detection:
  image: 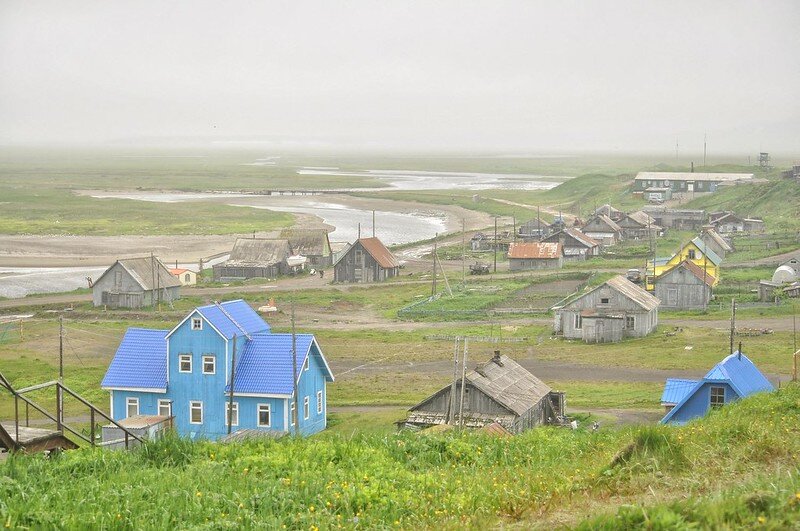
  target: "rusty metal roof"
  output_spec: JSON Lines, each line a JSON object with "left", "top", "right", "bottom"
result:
{"left": 358, "top": 237, "right": 400, "bottom": 269}
{"left": 507, "top": 242, "right": 562, "bottom": 259}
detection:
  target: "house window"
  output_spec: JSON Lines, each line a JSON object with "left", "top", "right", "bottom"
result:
{"left": 625, "top": 315, "right": 635, "bottom": 330}
{"left": 257, "top": 404, "right": 271, "bottom": 427}
{"left": 189, "top": 401, "right": 203, "bottom": 424}
{"left": 225, "top": 402, "right": 239, "bottom": 427}
{"left": 303, "top": 396, "right": 310, "bottom": 420}
{"left": 184, "top": 273, "right": 191, "bottom": 282}
{"left": 574, "top": 314, "right": 582, "bottom": 329}
{"left": 179, "top": 354, "right": 192, "bottom": 373}
{"left": 710, "top": 386, "right": 725, "bottom": 408}
{"left": 158, "top": 399, "right": 172, "bottom": 417}
{"left": 191, "top": 318, "right": 203, "bottom": 330}
{"left": 600, "top": 297, "right": 609, "bottom": 304}
{"left": 317, "top": 391, "right": 323, "bottom": 414}
{"left": 290, "top": 402, "right": 296, "bottom": 426}
{"left": 126, "top": 397, "right": 139, "bottom": 418}
{"left": 688, "top": 249, "right": 696, "bottom": 260}
{"left": 202, "top": 355, "right": 215, "bottom": 375}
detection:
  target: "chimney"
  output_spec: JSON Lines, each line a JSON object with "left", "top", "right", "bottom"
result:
{"left": 492, "top": 350, "right": 503, "bottom": 365}
{"left": 738, "top": 342, "right": 742, "bottom": 359}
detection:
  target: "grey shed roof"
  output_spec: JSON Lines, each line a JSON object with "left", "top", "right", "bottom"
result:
{"left": 279, "top": 229, "right": 330, "bottom": 256}
{"left": 466, "top": 354, "right": 552, "bottom": 416}
{"left": 225, "top": 238, "right": 292, "bottom": 267}
{"left": 561, "top": 275, "right": 660, "bottom": 311}
{"left": 96, "top": 257, "right": 181, "bottom": 290}
{"left": 702, "top": 229, "right": 733, "bottom": 252}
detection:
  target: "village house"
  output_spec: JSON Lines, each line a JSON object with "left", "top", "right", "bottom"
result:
{"left": 654, "top": 260, "right": 715, "bottom": 310}
{"left": 542, "top": 228, "right": 600, "bottom": 261}
{"left": 580, "top": 214, "right": 623, "bottom": 246}
{"left": 279, "top": 228, "right": 333, "bottom": 268}
{"left": 101, "top": 300, "right": 334, "bottom": 439}
{"left": 617, "top": 211, "right": 662, "bottom": 240}
{"left": 646, "top": 237, "right": 721, "bottom": 290}
{"left": 92, "top": 257, "right": 181, "bottom": 309}
{"left": 708, "top": 211, "right": 745, "bottom": 233}
{"left": 660, "top": 351, "right": 773, "bottom": 424}
{"left": 333, "top": 237, "right": 400, "bottom": 283}
{"left": 517, "top": 218, "right": 552, "bottom": 240}
{"left": 553, "top": 275, "right": 660, "bottom": 343}
{"left": 507, "top": 242, "right": 563, "bottom": 270}
{"left": 470, "top": 232, "right": 493, "bottom": 251}
{"left": 401, "top": 351, "right": 566, "bottom": 434}
{"left": 593, "top": 204, "right": 624, "bottom": 222}
{"left": 213, "top": 238, "right": 293, "bottom": 280}
{"left": 169, "top": 268, "right": 197, "bottom": 286}
{"left": 758, "top": 255, "right": 800, "bottom": 301}
{"left": 698, "top": 228, "right": 733, "bottom": 259}
{"left": 633, "top": 172, "right": 754, "bottom": 195}
{"left": 641, "top": 207, "right": 706, "bottom": 231}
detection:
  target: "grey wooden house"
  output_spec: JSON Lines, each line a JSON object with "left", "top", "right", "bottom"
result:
{"left": 654, "top": 260, "right": 715, "bottom": 310}
{"left": 333, "top": 237, "right": 400, "bottom": 283}
{"left": 617, "top": 211, "right": 661, "bottom": 240}
{"left": 93, "top": 257, "right": 181, "bottom": 308}
{"left": 401, "top": 352, "right": 566, "bottom": 434}
{"left": 641, "top": 207, "right": 706, "bottom": 230}
{"left": 507, "top": 242, "right": 563, "bottom": 270}
{"left": 580, "top": 215, "right": 623, "bottom": 246}
{"left": 517, "top": 219, "right": 552, "bottom": 240}
{"left": 279, "top": 228, "right": 333, "bottom": 268}
{"left": 213, "top": 238, "right": 293, "bottom": 280}
{"left": 699, "top": 228, "right": 733, "bottom": 259}
{"left": 542, "top": 228, "right": 599, "bottom": 261}
{"left": 554, "top": 275, "right": 660, "bottom": 343}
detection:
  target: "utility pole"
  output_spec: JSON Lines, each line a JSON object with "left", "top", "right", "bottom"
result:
{"left": 493, "top": 217, "right": 498, "bottom": 273}
{"left": 291, "top": 301, "right": 299, "bottom": 436}
{"left": 58, "top": 315, "right": 64, "bottom": 432}
{"left": 431, "top": 233, "right": 438, "bottom": 297}
{"left": 151, "top": 252, "right": 156, "bottom": 309}
{"left": 227, "top": 335, "right": 237, "bottom": 434}
{"left": 461, "top": 219, "right": 466, "bottom": 288}
{"left": 447, "top": 338, "right": 460, "bottom": 424}
{"left": 703, "top": 133, "right": 707, "bottom": 167}
{"left": 729, "top": 298, "right": 736, "bottom": 355}
{"left": 372, "top": 210, "right": 376, "bottom": 238}
{"left": 458, "top": 338, "right": 468, "bottom": 428}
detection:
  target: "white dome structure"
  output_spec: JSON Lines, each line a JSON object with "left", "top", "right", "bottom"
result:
{"left": 772, "top": 265, "right": 798, "bottom": 284}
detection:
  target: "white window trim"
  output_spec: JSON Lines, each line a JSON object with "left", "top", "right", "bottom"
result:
{"left": 202, "top": 355, "right": 216, "bottom": 375}
{"left": 158, "top": 399, "right": 172, "bottom": 417}
{"left": 126, "top": 397, "right": 139, "bottom": 417}
{"left": 317, "top": 391, "right": 323, "bottom": 414}
{"left": 225, "top": 402, "right": 239, "bottom": 427}
{"left": 257, "top": 403, "right": 271, "bottom": 427}
{"left": 290, "top": 402, "right": 296, "bottom": 426}
{"left": 303, "top": 396, "right": 310, "bottom": 420}
{"left": 191, "top": 317, "right": 203, "bottom": 330}
{"left": 179, "top": 354, "right": 192, "bottom": 373}
{"left": 189, "top": 400, "right": 203, "bottom": 424}
{"left": 574, "top": 314, "right": 582, "bottom": 330}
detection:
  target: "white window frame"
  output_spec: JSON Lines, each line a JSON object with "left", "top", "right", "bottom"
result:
{"left": 179, "top": 354, "right": 192, "bottom": 373}
{"left": 574, "top": 314, "right": 582, "bottom": 330}
{"left": 202, "top": 355, "right": 216, "bottom": 375}
{"left": 317, "top": 391, "right": 323, "bottom": 414}
{"left": 290, "top": 402, "right": 296, "bottom": 426}
{"left": 257, "top": 403, "right": 271, "bottom": 427}
{"left": 625, "top": 315, "right": 635, "bottom": 330}
{"left": 303, "top": 396, "right": 310, "bottom": 420}
{"left": 191, "top": 317, "right": 203, "bottom": 331}
{"left": 225, "top": 402, "right": 239, "bottom": 427}
{"left": 158, "top": 399, "right": 172, "bottom": 417}
{"left": 126, "top": 397, "right": 139, "bottom": 418}
{"left": 189, "top": 401, "right": 203, "bottom": 424}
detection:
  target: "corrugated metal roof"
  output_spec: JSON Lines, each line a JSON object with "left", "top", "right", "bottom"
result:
{"left": 635, "top": 172, "right": 754, "bottom": 182}
{"left": 507, "top": 242, "right": 562, "bottom": 259}
{"left": 660, "top": 378, "right": 698, "bottom": 405}
{"left": 465, "top": 354, "right": 552, "bottom": 416}
{"left": 96, "top": 257, "right": 181, "bottom": 291}
{"left": 101, "top": 328, "right": 168, "bottom": 390}
{"left": 358, "top": 237, "right": 400, "bottom": 269}
{"left": 196, "top": 300, "right": 270, "bottom": 339}
{"left": 279, "top": 229, "right": 331, "bottom": 257}
{"left": 225, "top": 238, "right": 292, "bottom": 267}
{"left": 564, "top": 228, "right": 599, "bottom": 248}
{"left": 659, "top": 260, "right": 716, "bottom": 288}
{"left": 689, "top": 237, "right": 723, "bottom": 266}
{"left": 604, "top": 275, "right": 661, "bottom": 310}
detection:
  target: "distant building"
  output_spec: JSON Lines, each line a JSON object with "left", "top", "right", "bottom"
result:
{"left": 333, "top": 237, "right": 400, "bottom": 283}
{"left": 470, "top": 232, "right": 493, "bottom": 251}
{"left": 169, "top": 268, "right": 197, "bottom": 286}
{"left": 654, "top": 260, "right": 715, "bottom": 310}
{"left": 93, "top": 257, "right": 181, "bottom": 309}
{"left": 507, "top": 242, "right": 563, "bottom": 270}
{"left": 698, "top": 228, "right": 733, "bottom": 259}
{"left": 279, "top": 229, "right": 333, "bottom": 268}
{"left": 542, "top": 228, "right": 600, "bottom": 261}
{"left": 644, "top": 187, "right": 672, "bottom": 202}
{"left": 594, "top": 204, "right": 624, "bottom": 222}
{"left": 641, "top": 207, "right": 706, "bottom": 230}
{"left": 401, "top": 351, "right": 566, "bottom": 434}
{"left": 517, "top": 219, "right": 552, "bottom": 240}
{"left": 758, "top": 255, "right": 800, "bottom": 301}
{"left": 708, "top": 211, "right": 745, "bottom": 233}
{"left": 634, "top": 172, "right": 754, "bottom": 194}
{"left": 554, "top": 275, "right": 660, "bottom": 343}
{"left": 660, "top": 352, "right": 773, "bottom": 425}
{"left": 213, "top": 239, "right": 293, "bottom": 280}
{"left": 329, "top": 241, "right": 352, "bottom": 264}
{"left": 646, "top": 237, "right": 721, "bottom": 290}
{"left": 581, "top": 215, "right": 623, "bottom": 246}
{"left": 617, "top": 211, "right": 661, "bottom": 240}
{"left": 743, "top": 218, "right": 766, "bottom": 233}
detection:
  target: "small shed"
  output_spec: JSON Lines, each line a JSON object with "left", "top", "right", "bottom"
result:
{"left": 279, "top": 229, "right": 333, "bottom": 268}
{"left": 333, "top": 237, "right": 400, "bottom": 283}
{"left": 542, "top": 228, "right": 599, "bottom": 261}
{"left": 101, "top": 415, "right": 172, "bottom": 450}
{"left": 654, "top": 260, "right": 715, "bottom": 310}
{"left": 517, "top": 219, "right": 552, "bottom": 240}
{"left": 581, "top": 215, "right": 623, "bottom": 246}
{"left": 401, "top": 352, "right": 565, "bottom": 434}
{"left": 507, "top": 242, "right": 563, "bottom": 270}
{"left": 708, "top": 211, "right": 745, "bottom": 234}
{"left": 213, "top": 238, "right": 293, "bottom": 280}
{"left": 699, "top": 228, "right": 733, "bottom": 259}
{"left": 743, "top": 218, "right": 766, "bottom": 233}
{"left": 93, "top": 257, "right": 181, "bottom": 309}
{"left": 169, "top": 268, "right": 197, "bottom": 286}
{"left": 470, "top": 232, "right": 493, "bottom": 251}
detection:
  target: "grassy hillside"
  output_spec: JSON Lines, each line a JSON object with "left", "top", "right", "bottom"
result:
{"left": 1, "top": 385, "right": 798, "bottom": 529}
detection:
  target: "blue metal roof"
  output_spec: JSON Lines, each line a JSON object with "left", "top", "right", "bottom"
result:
{"left": 228, "top": 333, "right": 334, "bottom": 395}
{"left": 661, "top": 378, "right": 698, "bottom": 404}
{"left": 196, "top": 300, "right": 270, "bottom": 339}
{"left": 690, "top": 237, "right": 722, "bottom": 265}
{"left": 101, "top": 328, "right": 168, "bottom": 390}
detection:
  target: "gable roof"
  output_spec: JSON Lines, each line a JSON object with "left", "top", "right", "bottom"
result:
{"left": 225, "top": 238, "right": 292, "bottom": 267}
{"left": 659, "top": 260, "right": 716, "bottom": 288}
{"left": 701, "top": 229, "right": 733, "bottom": 252}
{"left": 519, "top": 218, "right": 551, "bottom": 230}
{"left": 636, "top": 172, "right": 754, "bottom": 183}
{"left": 661, "top": 352, "right": 774, "bottom": 424}
{"left": 562, "top": 228, "right": 599, "bottom": 248}
{"left": 661, "top": 378, "right": 699, "bottom": 405}
{"left": 602, "top": 275, "right": 660, "bottom": 310}
{"left": 626, "top": 210, "right": 658, "bottom": 228}
{"left": 193, "top": 300, "right": 270, "bottom": 340}
{"left": 507, "top": 242, "right": 562, "bottom": 259}
{"left": 101, "top": 328, "right": 168, "bottom": 391}
{"left": 357, "top": 237, "right": 400, "bottom": 269}
{"left": 710, "top": 211, "right": 744, "bottom": 224}
{"left": 169, "top": 268, "right": 191, "bottom": 275}
{"left": 465, "top": 355, "right": 552, "bottom": 416}
{"left": 585, "top": 214, "right": 622, "bottom": 233}
{"left": 96, "top": 257, "right": 181, "bottom": 291}
{"left": 688, "top": 237, "right": 723, "bottom": 265}
{"left": 279, "top": 229, "right": 331, "bottom": 256}
{"left": 228, "top": 334, "right": 334, "bottom": 395}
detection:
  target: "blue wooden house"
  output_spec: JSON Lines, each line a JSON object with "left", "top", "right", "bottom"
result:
{"left": 660, "top": 351, "right": 773, "bottom": 425}
{"left": 101, "top": 300, "right": 334, "bottom": 439}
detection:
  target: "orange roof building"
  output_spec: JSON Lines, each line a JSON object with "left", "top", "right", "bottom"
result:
{"left": 507, "top": 242, "right": 564, "bottom": 271}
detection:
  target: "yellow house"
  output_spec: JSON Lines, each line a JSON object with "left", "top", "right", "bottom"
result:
{"left": 646, "top": 237, "right": 721, "bottom": 290}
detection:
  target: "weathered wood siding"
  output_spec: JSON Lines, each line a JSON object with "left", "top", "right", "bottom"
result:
{"left": 212, "top": 263, "right": 286, "bottom": 280}
{"left": 333, "top": 241, "right": 399, "bottom": 283}
{"left": 556, "top": 284, "right": 658, "bottom": 341}
{"left": 655, "top": 268, "right": 711, "bottom": 310}
{"left": 92, "top": 263, "right": 179, "bottom": 308}
{"left": 508, "top": 257, "right": 562, "bottom": 271}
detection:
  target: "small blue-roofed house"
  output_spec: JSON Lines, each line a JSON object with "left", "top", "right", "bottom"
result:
{"left": 101, "top": 299, "right": 334, "bottom": 439}
{"left": 660, "top": 352, "right": 774, "bottom": 425}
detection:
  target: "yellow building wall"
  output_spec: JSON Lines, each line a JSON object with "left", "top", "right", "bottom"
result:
{"left": 646, "top": 241, "right": 719, "bottom": 290}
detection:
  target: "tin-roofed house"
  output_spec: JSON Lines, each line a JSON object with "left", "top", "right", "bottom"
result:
{"left": 645, "top": 237, "right": 722, "bottom": 291}
{"left": 92, "top": 257, "right": 182, "bottom": 309}
{"left": 654, "top": 260, "right": 715, "bottom": 310}
{"left": 213, "top": 238, "right": 293, "bottom": 280}
{"left": 617, "top": 211, "right": 661, "bottom": 240}
{"left": 554, "top": 275, "right": 660, "bottom": 343}
{"left": 660, "top": 352, "right": 774, "bottom": 425}
{"left": 401, "top": 351, "right": 565, "bottom": 434}
{"left": 580, "top": 215, "right": 623, "bottom": 246}
{"left": 279, "top": 229, "right": 333, "bottom": 268}
{"left": 542, "top": 229, "right": 600, "bottom": 261}
{"left": 101, "top": 300, "right": 334, "bottom": 439}
{"left": 333, "top": 237, "right": 400, "bottom": 283}
{"left": 507, "top": 242, "right": 563, "bottom": 270}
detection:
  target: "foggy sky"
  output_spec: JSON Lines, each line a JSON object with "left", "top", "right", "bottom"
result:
{"left": 1, "top": 1, "right": 798, "bottom": 154}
